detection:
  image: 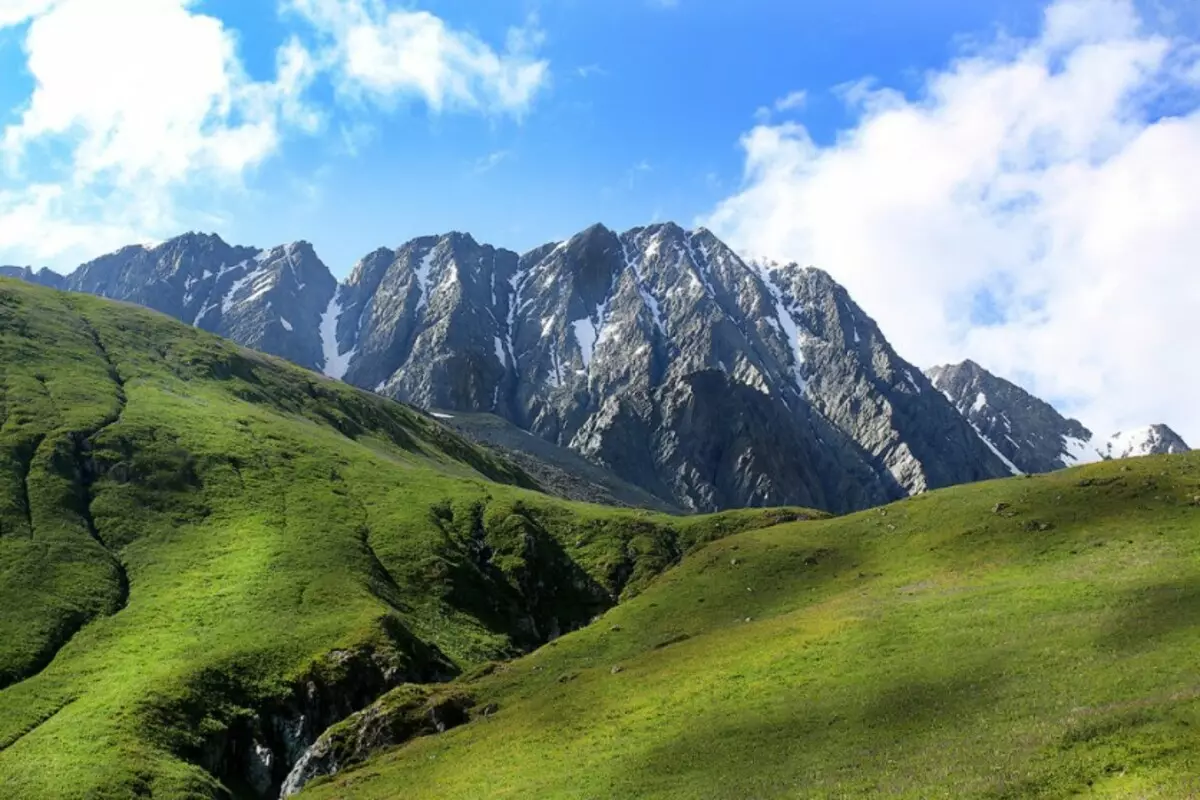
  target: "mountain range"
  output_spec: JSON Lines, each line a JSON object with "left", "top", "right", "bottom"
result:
{"left": 4, "top": 224, "right": 1187, "bottom": 513}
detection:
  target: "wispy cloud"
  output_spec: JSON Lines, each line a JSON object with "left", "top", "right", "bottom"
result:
{"left": 471, "top": 149, "right": 512, "bottom": 174}
{"left": 753, "top": 89, "right": 808, "bottom": 123}
{"left": 626, "top": 159, "right": 652, "bottom": 189}
{"left": 575, "top": 64, "right": 607, "bottom": 79}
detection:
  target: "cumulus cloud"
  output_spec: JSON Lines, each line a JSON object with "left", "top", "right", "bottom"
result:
{"left": 0, "top": 0, "right": 320, "bottom": 265}
{"left": 2, "top": 0, "right": 314, "bottom": 186}
{"left": 0, "top": 0, "right": 549, "bottom": 268}
{"left": 285, "top": 0, "right": 549, "bottom": 116}
{"left": 705, "top": 0, "right": 1200, "bottom": 443}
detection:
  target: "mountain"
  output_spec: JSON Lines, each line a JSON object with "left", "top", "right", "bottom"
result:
{"left": 0, "top": 276, "right": 797, "bottom": 798}
{"left": 1098, "top": 424, "right": 1190, "bottom": 459}
{"left": 929, "top": 360, "right": 1190, "bottom": 472}
{"left": 927, "top": 359, "right": 1092, "bottom": 473}
{"left": 6, "top": 224, "right": 1015, "bottom": 513}
{"left": 323, "top": 222, "right": 1010, "bottom": 512}
{"left": 0, "top": 265, "right": 65, "bottom": 289}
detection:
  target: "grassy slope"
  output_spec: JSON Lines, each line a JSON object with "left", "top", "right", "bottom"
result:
{"left": 305, "top": 453, "right": 1200, "bottom": 799}
{"left": 0, "top": 279, "right": 798, "bottom": 798}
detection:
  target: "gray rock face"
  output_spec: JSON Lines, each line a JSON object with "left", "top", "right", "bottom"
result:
{"left": 7, "top": 223, "right": 1021, "bottom": 514}
{"left": 759, "top": 265, "right": 1012, "bottom": 493}
{"left": 927, "top": 360, "right": 1093, "bottom": 473}
{"left": 18, "top": 233, "right": 338, "bottom": 371}
{"left": 323, "top": 222, "right": 1009, "bottom": 512}
{"left": 332, "top": 233, "right": 517, "bottom": 411}
{"left": 929, "top": 360, "right": 1190, "bottom": 469}
{"left": 0, "top": 266, "right": 65, "bottom": 289}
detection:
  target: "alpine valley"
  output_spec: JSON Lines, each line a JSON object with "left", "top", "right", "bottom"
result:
{"left": 2, "top": 229, "right": 1200, "bottom": 800}
{"left": 3, "top": 223, "right": 1187, "bottom": 514}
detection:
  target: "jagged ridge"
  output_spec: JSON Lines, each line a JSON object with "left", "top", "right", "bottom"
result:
{"left": 6, "top": 223, "right": 1027, "bottom": 513}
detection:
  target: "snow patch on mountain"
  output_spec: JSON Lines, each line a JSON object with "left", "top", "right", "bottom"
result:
{"left": 320, "top": 292, "right": 354, "bottom": 380}
{"left": 1101, "top": 426, "right": 1189, "bottom": 460}
{"left": 220, "top": 262, "right": 256, "bottom": 314}
{"left": 754, "top": 262, "right": 807, "bottom": 392}
{"left": 573, "top": 318, "right": 598, "bottom": 368}
{"left": 415, "top": 246, "right": 437, "bottom": 313}
{"left": 970, "top": 423, "right": 1023, "bottom": 476}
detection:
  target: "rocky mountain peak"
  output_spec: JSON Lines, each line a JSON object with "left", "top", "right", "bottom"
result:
{"left": 1100, "top": 424, "right": 1190, "bottom": 460}
{"left": 927, "top": 360, "right": 1093, "bottom": 474}
{"left": 0, "top": 265, "right": 65, "bottom": 289}
{"left": 930, "top": 360, "right": 1190, "bottom": 470}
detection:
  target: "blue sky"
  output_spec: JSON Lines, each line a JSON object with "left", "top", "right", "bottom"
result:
{"left": 2, "top": 0, "right": 1200, "bottom": 443}
{"left": 1, "top": 0, "right": 1052, "bottom": 274}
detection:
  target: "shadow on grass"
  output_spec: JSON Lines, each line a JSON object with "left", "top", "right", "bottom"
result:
{"left": 1096, "top": 578, "right": 1200, "bottom": 653}
{"left": 620, "top": 661, "right": 1007, "bottom": 797}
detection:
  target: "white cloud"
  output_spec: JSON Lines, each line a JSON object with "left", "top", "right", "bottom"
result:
{"left": 3, "top": 0, "right": 311, "bottom": 188}
{"left": 0, "top": 184, "right": 145, "bottom": 259}
{"left": 0, "top": 0, "right": 550, "bottom": 269}
{"left": 774, "top": 89, "right": 808, "bottom": 111}
{"left": 0, "top": 0, "right": 58, "bottom": 27}
{"left": 706, "top": 0, "right": 1200, "bottom": 443}
{"left": 285, "top": 0, "right": 549, "bottom": 116}
{"left": 0, "top": 0, "right": 318, "bottom": 266}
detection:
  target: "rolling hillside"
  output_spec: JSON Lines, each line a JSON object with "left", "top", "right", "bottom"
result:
{"left": 3, "top": 275, "right": 1200, "bottom": 799}
{"left": 0, "top": 278, "right": 798, "bottom": 798}
{"left": 301, "top": 453, "right": 1200, "bottom": 799}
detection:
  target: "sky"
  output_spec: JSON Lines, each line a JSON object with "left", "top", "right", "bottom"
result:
{"left": 1, "top": 0, "right": 1199, "bottom": 443}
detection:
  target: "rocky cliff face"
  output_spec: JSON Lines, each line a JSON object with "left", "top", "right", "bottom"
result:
{"left": 0, "top": 265, "right": 65, "bottom": 289}
{"left": 763, "top": 266, "right": 1010, "bottom": 494}
{"left": 322, "top": 222, "right": 1010, "bottom": 511}
{"left": 927, "top": 360, "right": 1092, "bottom": 473}
{"left": 6, "top": 224, "right": 1021, "bottom": 513}
{"left": 66, "top": 234, "right": 336, "bottom": 370}
{"left": 11, "top": 234, "right": 337, "bottom": 371}
{"left": 929, "top": 360, "right": 1190, "bottom": 470}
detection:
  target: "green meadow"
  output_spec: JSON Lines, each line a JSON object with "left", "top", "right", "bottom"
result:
{"left": 2, "top": 277, "right": 1199, "bottom": 798}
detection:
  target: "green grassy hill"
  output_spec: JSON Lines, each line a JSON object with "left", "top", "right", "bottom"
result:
{"left": 3, "top": 277, "right": 1200, "bottom": 799}
{"left": 0, "top": 279, "right": 798, "bottom": 798}
{"left": 302, "top": 453, "right": 1200, "bottom": 799}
